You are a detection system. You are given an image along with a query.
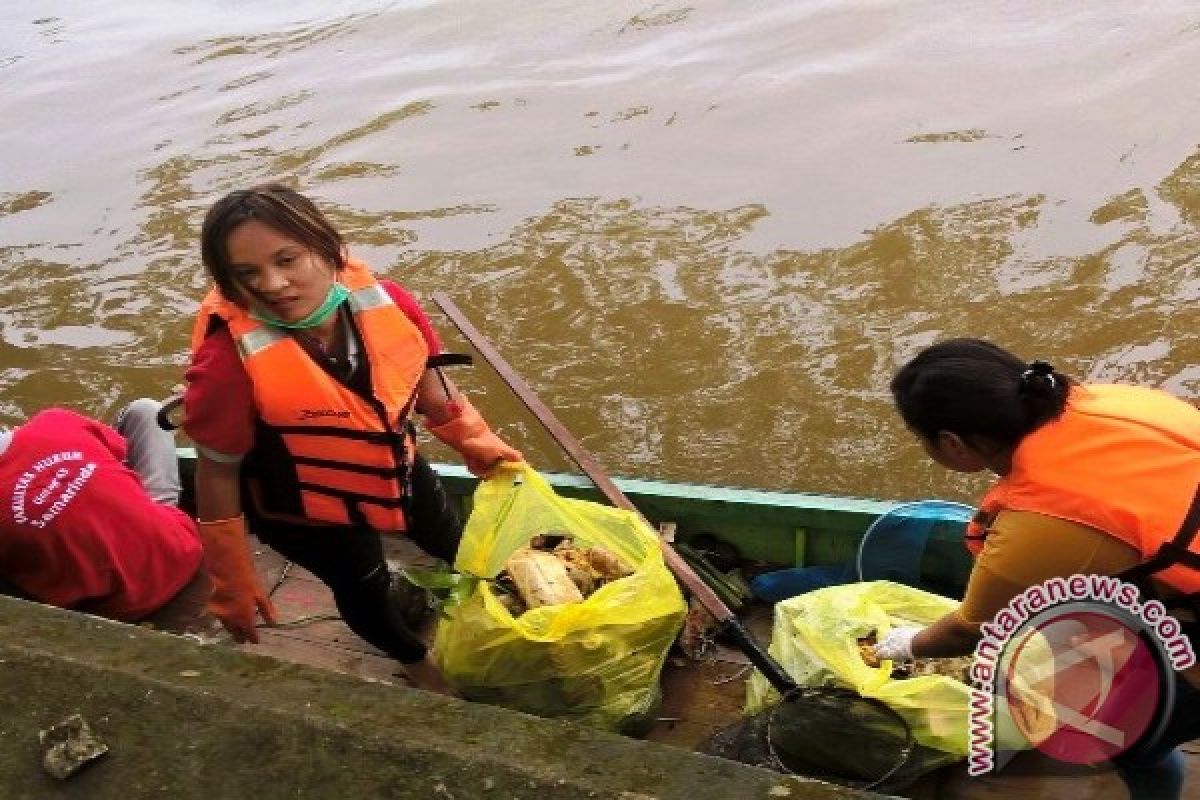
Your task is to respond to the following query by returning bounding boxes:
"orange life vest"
[965,384,1200,594]
[190,259,428,532]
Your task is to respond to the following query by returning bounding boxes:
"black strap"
[296,482,407,509]
[156,395,183,432]
[290,455,405,479]
[1118,483,1200,585]
[1177,483,1200,549]
[964,510,994,547]
[427,354,472,407]
[426,353,473,368]
[268,424,401,444]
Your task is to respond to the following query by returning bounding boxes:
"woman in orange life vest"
[875,338,1200,793]
[182,184,522,695]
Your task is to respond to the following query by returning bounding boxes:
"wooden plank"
[265,619,389,654]
[268,582,339,620]
[647,657,752,749]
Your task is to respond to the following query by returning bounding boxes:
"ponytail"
[1017,359,1070,431]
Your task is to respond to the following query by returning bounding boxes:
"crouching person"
[0,398,203,621]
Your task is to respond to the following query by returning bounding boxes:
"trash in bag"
[741,581,974,785]
[434,463,686,732]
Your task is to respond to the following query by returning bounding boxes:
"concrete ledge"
[0,596,873,800]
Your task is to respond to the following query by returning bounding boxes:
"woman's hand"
[877,612,982,660]
[194,455,276,642]
[874,626,922,661]
[428,398,524,476]
[417,368,523,477]
[197,515,277,643]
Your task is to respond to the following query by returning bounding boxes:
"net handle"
[432,292,800,694]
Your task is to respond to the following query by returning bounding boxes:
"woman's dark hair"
[200,183,345,302]
[890,338,1072,449]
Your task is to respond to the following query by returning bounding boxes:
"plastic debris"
[39,714,108,780]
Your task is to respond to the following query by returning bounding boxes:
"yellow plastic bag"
[434,463,686,732]
[746,581,971,759]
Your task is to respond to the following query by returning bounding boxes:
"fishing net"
[700,686,921,792]
[710,581,975,789]
[747,581,970,750]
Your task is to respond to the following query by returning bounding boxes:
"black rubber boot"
[388,571,436,631]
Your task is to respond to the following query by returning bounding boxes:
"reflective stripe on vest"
[347,283,392,312]
[237,326,289,359]
[190,259,428,531]
[965,384,1200,594]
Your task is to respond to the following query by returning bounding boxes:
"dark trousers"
[1113,621,1200,800]
[250,455,462,664]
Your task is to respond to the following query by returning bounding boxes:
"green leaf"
[402,566,467,591]
[401,567,481,616]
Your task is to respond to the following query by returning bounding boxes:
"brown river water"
[0,1,1197,502]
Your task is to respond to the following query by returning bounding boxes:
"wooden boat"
[176,454,974,594]
[163,453,1196,799]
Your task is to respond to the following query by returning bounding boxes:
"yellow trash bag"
[746,581,971,762]
[433,463,686,732]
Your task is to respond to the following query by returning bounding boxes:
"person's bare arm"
[194,453,243,522]
[414,368,461,425]
[911,612,981,658]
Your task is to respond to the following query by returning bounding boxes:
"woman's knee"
[115,397,163,430]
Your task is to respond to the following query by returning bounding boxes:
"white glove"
[873,626,922,661]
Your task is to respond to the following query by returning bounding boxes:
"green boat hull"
[177,449,973,597]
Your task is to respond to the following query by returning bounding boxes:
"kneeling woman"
[877,337,1200,795]
[183,184,522,694]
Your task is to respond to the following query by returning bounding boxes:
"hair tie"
[1022,359,1057,389]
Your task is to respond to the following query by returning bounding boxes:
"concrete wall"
[0,595,875,800]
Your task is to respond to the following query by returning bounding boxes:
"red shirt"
[0,409,202,620]
[184,279,442,457]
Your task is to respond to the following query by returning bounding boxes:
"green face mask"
[250,282,351,329]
